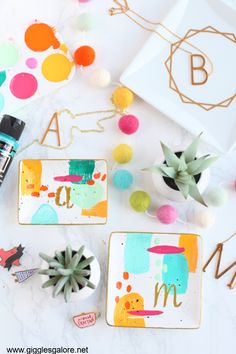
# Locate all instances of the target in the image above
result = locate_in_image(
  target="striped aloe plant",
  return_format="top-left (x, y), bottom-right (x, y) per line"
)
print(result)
top-left (144, 134), bottom-right (218, 206)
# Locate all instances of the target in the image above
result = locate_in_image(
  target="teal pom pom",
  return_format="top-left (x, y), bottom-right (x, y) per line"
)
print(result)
top-left (113, 169), bottom-right (133, 190)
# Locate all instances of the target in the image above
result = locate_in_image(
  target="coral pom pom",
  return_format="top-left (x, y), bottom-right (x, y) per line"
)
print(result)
top-left (112, 87), bottom-right (134, 110)
top-left (118, 114), bottom-right (139, 135)
top-left (112, 144), bottom-right (133, 164)
top-left (74, 45), bottom-right (95, 67)
top-left (129, 191), bottom-right (151, 212)
top-left (156, 205), bottom-right (177, 224)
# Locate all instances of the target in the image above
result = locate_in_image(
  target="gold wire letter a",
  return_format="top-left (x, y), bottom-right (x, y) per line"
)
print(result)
top-left (40, 112), bottom-right (61, 146)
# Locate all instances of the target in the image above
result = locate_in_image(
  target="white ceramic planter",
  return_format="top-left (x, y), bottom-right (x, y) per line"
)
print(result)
top-left (152, 157), bottom-right (210, 203)
top-left (40, 245), bottom-right (100, 302)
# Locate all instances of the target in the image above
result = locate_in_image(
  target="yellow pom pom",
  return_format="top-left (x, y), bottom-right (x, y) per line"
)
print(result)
top-left (112, 87), bottom-right (134, 110)
top-left (112, 144), bottom-right (133, 164)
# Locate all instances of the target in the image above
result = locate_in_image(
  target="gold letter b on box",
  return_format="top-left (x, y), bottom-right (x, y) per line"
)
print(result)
top-left (190, 54), bottom-right (209, 85)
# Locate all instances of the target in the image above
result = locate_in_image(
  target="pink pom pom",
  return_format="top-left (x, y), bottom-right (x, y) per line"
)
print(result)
top-left (118, 114), bottom-right (139, 135)
top-left (156, 205), bottom-right (177, 224)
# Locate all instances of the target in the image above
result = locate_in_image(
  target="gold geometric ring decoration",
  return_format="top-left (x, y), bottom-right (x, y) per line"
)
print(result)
top-left (165, 26), bottom-right (236, 111)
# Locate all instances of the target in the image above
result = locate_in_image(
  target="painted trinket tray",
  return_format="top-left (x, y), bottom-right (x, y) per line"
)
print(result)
top-left (106, 232), bottom-right (202, 329)
top-left (18, 159), bottom-right (108, 225)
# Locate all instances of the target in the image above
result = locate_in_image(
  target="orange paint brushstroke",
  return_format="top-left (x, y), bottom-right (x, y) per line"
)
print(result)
top-left (115, 296), bottom-right (119, 303)
top-left (114, 293), bottom-right (145, 327)
top-left (82, 201), bottom-right (107, 218)
top-left (101, 174), bottom-right (107, 181)
top-left (127, 285), bottom-right (132, 293)
top-left (116, 281), bottom-right (122, 290)
top-left (87, 180), bottom-right (95, 185)
top-left (21, 160), bottom-right (42, 196)
top-left (125, 301), bottom-right (130, 310)
top-left (40, 185), bottom-right (48, 191)
top-left (179, 234), bottom-right (198, 273)
top-left (123, 272), bottom-right (129, 280)
top-left (94, 172), bottom-right (101, 179)
top-left (31, 192), bottom-right (40, 197)
top-left (48, 192), bottom-right (55, 198)
top-left (25, 23), bottom-right (60, 52)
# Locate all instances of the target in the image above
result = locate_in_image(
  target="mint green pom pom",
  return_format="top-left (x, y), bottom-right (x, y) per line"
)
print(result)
top-left (76, 13), bottom-right (94, 32)
top-left (206, 187), bottom-right (228, 207)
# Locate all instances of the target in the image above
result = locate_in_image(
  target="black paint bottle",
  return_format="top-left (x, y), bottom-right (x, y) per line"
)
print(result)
top-left (0, 115), bottom-right (25, 186)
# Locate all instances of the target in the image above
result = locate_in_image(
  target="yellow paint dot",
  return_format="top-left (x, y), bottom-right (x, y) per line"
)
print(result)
top-left (42, 53), bottom-right (73, 82)
top-left (60, 43), bottom-right (68, 54)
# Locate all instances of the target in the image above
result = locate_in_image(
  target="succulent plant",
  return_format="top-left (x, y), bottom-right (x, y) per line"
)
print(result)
top-left (143, 134), bottom-right (218, 206)
top-left (39, 245), bottom-right (95, 303)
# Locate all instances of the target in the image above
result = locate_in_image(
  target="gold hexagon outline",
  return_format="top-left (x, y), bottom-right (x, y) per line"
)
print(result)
top-left (164, 26), bottom-right (236, 111)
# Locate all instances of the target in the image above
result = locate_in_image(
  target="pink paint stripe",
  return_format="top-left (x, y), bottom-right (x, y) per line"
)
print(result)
top-left (147, 245), bottom-right (185, 254)
top-left (128, 310), bottom-right (163, 316)
top-left (54, 175), bottom-right (83, 182)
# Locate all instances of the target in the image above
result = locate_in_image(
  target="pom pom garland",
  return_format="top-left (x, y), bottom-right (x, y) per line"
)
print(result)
top-left (113, 169), bottom-right (133, 190)
top-left (75, 13), bottom-right (94, 32)
top-left (89, 68), bottom-right (111, 87)
top-left (118, 114), bottom-right (139, 135)
top-left (74, 45), bottom-right (95, 67)
top-left (188, 209), bottom-right (215, 229)
top-left (205, 187), bottom-right (228, 207)
top-left (129, 191), bottom-right (151, 212)
top-left (112, 144), bottom-right (133, 164)
top-left (156, 205), bottom-right (177, 224)
top-left (112, 87), bottom-right (134, 110)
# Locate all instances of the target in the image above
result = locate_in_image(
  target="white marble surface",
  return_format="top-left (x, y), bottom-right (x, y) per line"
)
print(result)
top-left (0, 0), bottom-right (236, 353)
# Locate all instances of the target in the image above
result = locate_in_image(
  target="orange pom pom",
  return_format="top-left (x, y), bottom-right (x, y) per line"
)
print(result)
top-left (74, 45), bottom-right (95, 67)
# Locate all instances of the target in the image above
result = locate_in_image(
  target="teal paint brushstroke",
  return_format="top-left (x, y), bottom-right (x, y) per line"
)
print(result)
top-left (70, 182), bottom-right (104, 208)
top-left (69, 160), bottom-right (95, 184)
top-left (162, 254), bottom-right (189, 294)
top-left (0, 71), bottom-right (6, 86)
top-left (31, 204), bottom-right (58, 224)
top-left (124, 233), bottom-right (152, 274)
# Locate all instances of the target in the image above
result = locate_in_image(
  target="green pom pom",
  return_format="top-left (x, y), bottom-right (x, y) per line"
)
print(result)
top-left (206, 187), bottom-right (228, 207)
top-left (76, 13), bottom-right (95, 32)
top-left (129, 191), bottom-right (151, 212)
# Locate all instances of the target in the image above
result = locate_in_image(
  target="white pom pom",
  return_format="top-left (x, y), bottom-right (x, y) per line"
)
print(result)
top-left (188, 208), bottom-right (215, 229)
top-left (205, 187), bottom-right (228, 207)
top-left (89, 68), bottom-right (111, 88)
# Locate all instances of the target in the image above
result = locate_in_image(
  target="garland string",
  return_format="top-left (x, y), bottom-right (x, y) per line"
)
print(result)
top-left (109, 0), bottom-right (213, 74)
top-left (17, 108), bottom-right (120, 154)
top-left (222, 231), bottom-right (236, 244)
